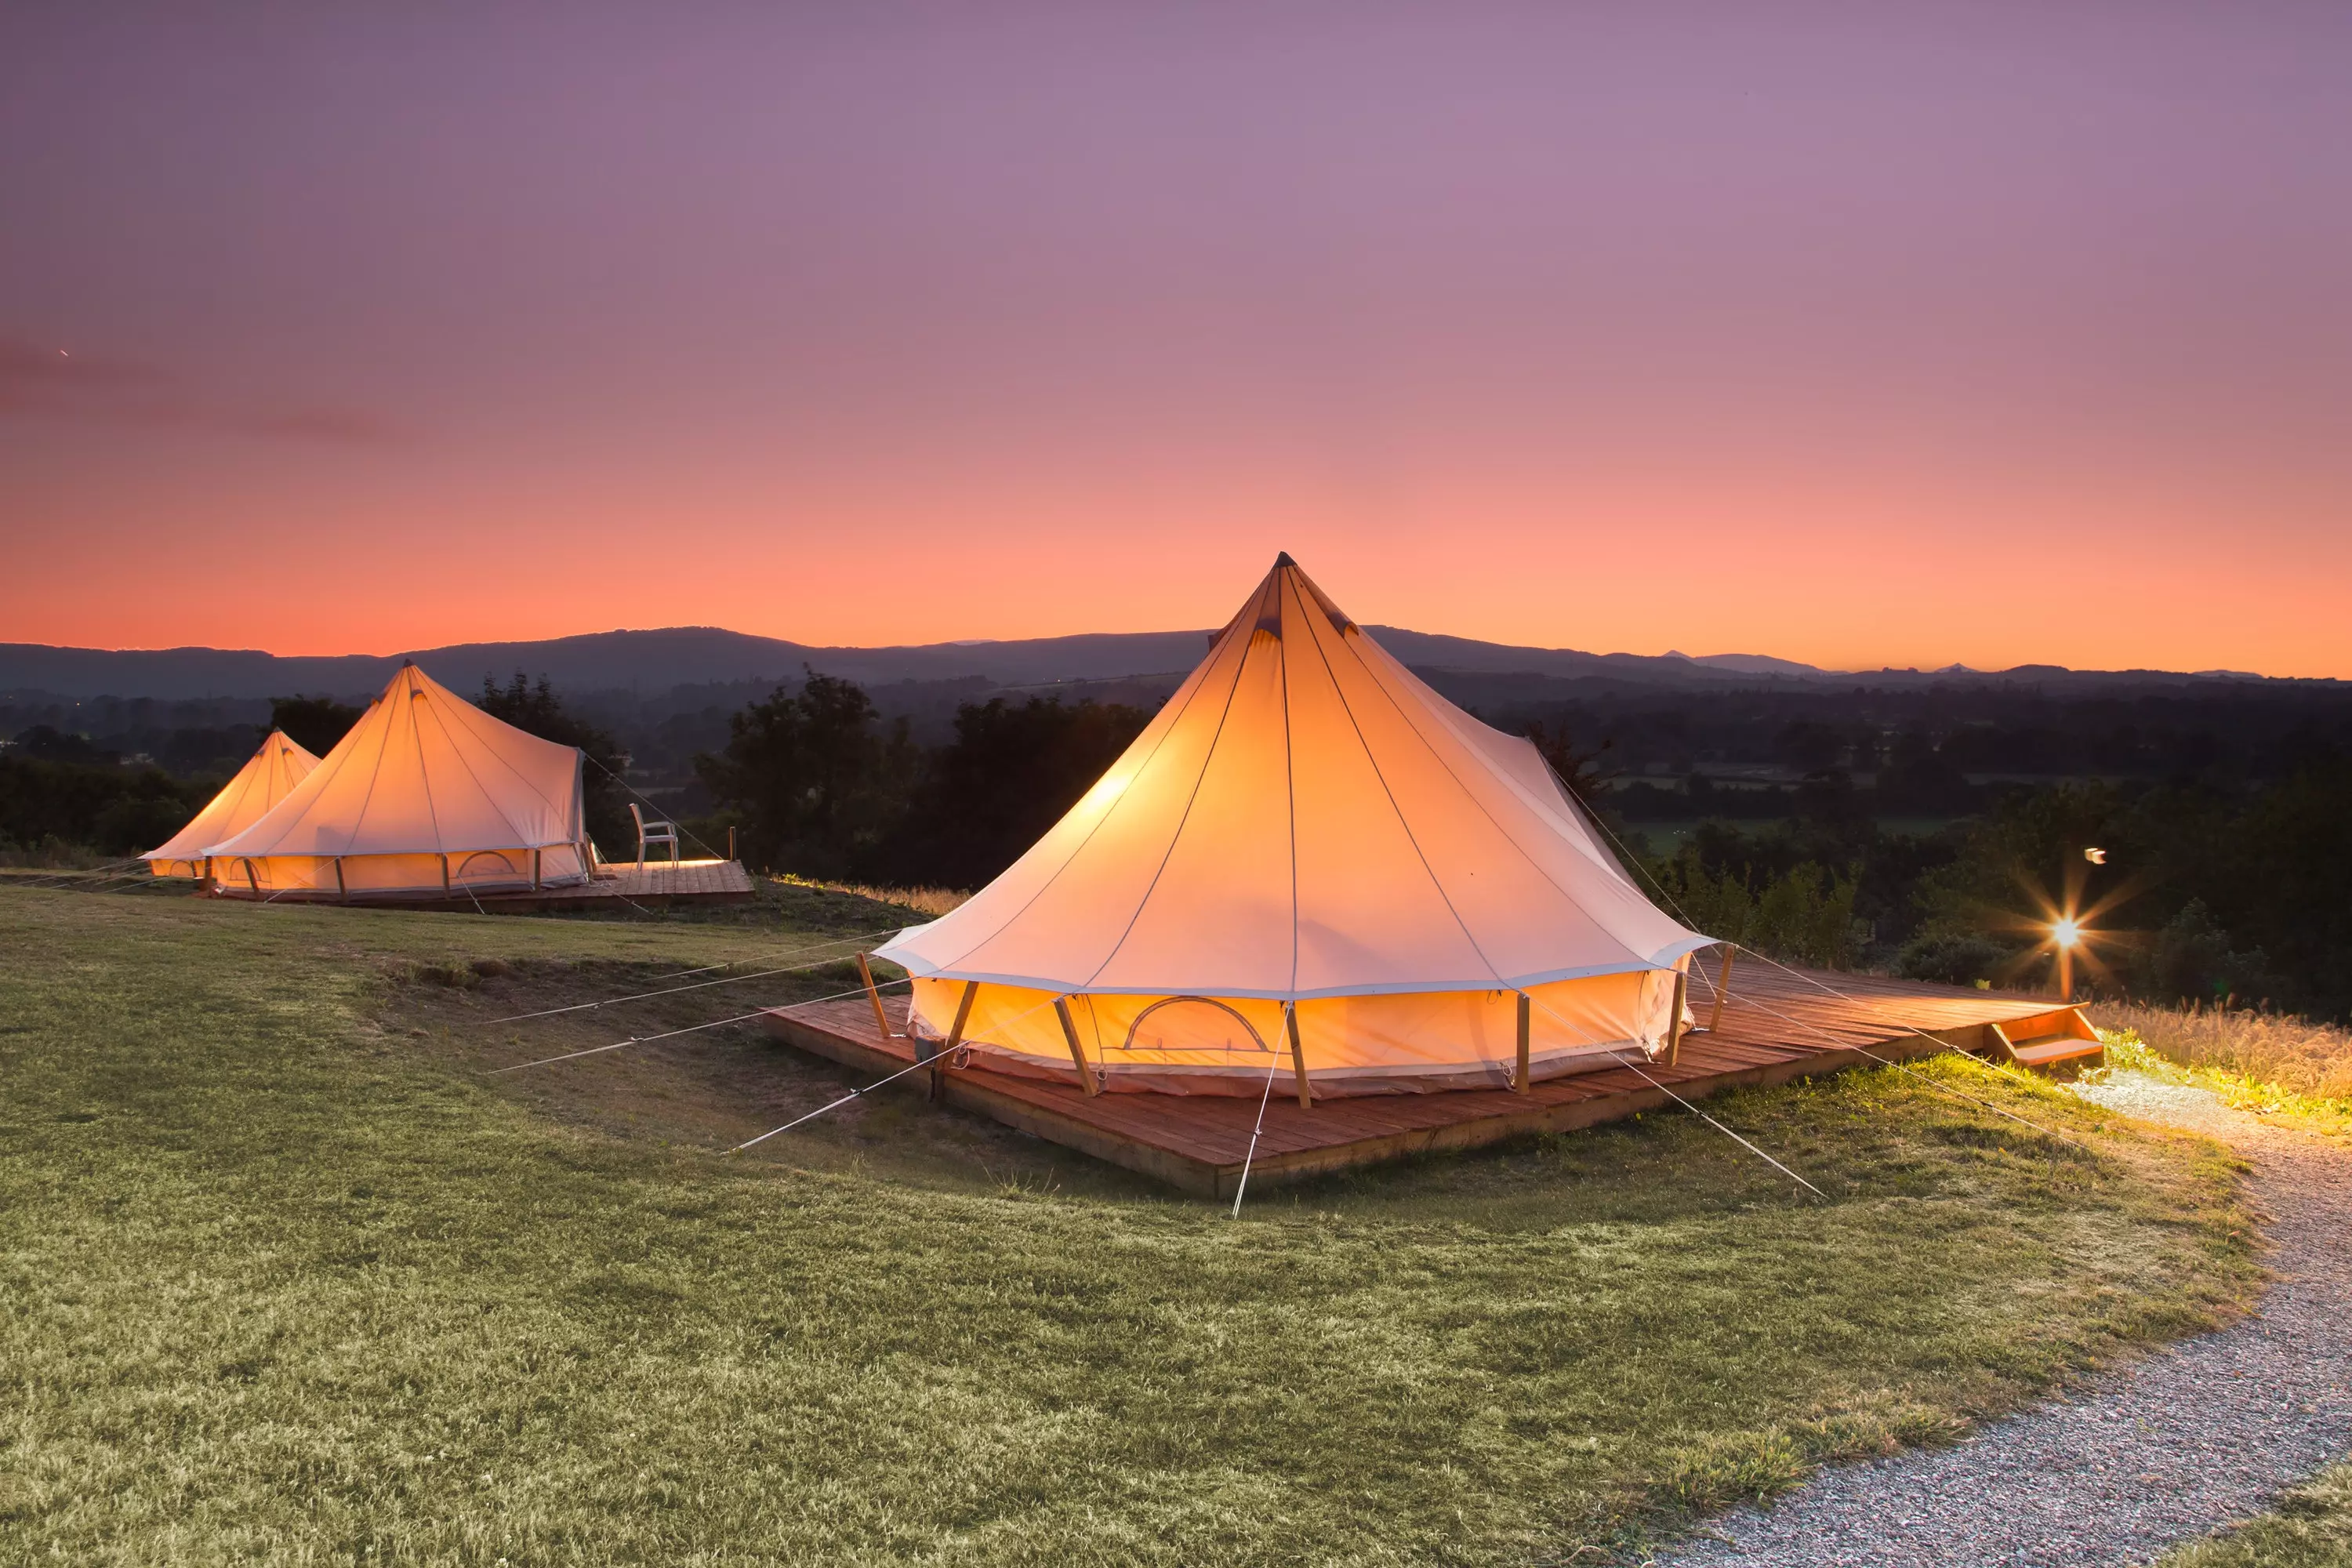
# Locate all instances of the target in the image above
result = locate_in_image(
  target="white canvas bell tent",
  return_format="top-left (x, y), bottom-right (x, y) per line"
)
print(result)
top-left (874, 555), bottom-right (1711, 1098)
top-left (141, 729), bottom-right (321, 879)
top-left (205, 662), bottom-right (592, 900)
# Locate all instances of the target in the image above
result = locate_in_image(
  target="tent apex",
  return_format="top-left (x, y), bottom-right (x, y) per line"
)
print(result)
top-left (1272, 550), bottom-right (1296, 568)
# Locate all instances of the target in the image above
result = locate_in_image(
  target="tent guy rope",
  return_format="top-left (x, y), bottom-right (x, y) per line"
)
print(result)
top-left (477, 929), bottom-right (902, 1023)
top-left (485, 975), bottom-right (912, 1076)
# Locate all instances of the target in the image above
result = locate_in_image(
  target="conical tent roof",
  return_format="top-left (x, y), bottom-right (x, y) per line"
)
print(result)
top-left (877, 556), bottom-right (1705, 1000)
top-left (207, 663), bottom-right (583, 863)
top-left (143, 730), bottom-right (320, 866)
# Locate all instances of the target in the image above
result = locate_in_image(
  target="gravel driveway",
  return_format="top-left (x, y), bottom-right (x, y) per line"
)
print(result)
top-left (1658, 1073), bottom-right (2352, 1567)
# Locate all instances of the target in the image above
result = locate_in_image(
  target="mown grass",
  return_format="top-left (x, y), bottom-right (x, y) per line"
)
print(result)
top-left (2159, 1459), bottom-right (2352, 1566)
top-left (0, 887), bottom-right (2262, 1564)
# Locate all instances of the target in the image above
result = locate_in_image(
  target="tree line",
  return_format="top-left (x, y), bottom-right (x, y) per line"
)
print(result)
top-left (9, 662), bottom-right (2347, 1022)
top-left (1639, 757), bottom-right (2352, 1019)
top-left (692, 669), bottom-right (1152, 891)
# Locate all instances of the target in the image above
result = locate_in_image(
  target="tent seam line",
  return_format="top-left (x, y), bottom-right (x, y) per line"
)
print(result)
top-left (1077, 586), bottom-right (1265, 993)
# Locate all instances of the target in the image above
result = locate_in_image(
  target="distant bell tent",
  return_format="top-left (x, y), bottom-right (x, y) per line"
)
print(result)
top-left (141, 729), bottom-right (321, 880)
top-left (873, 555), bottom-right (1712, 1098)
top-left (205, 662), bottom-right (593, 901)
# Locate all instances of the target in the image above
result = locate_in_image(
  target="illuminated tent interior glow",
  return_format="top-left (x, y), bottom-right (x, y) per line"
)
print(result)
top-left (876, 555), bottom-right (1711, 1098)
top-left (141, 729), bottom-right (321, 879)
top-left (204, 663), bottom-right (590, 900)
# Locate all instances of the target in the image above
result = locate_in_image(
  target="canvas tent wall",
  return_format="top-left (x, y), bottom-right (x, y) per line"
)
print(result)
top-left (873, 556), bottom-right (1711, 1097)
top-left (205, 663), bottom-right (590, 900)
top-left (142, 729), bottom-right (320, 879)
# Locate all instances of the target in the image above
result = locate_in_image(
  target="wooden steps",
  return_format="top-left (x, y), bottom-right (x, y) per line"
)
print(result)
top-left (1987, 1007), bottom-right (2105, 1072)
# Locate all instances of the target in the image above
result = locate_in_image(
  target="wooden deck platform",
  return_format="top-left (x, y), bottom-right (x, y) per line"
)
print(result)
top-left (763, 963), bottom-right (2097, 1197)
top-left (471, 858), bottom-right (757, 912)
top-left (208, 858), bottom-right (757, 912)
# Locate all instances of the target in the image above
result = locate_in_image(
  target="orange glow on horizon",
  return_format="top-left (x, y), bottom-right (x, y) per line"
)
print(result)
top-left (5, 470), bottom-right (2347, 677)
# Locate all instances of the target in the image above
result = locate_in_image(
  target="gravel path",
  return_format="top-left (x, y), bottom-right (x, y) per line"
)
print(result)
top-left (1660, 1073), bottom-right (2352, 1567)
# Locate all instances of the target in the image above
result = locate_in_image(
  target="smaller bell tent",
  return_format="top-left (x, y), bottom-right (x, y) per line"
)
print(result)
top-left (142, 729), bottom-right (321, 880)
top-left (205, 662), bottom-right (592, 900)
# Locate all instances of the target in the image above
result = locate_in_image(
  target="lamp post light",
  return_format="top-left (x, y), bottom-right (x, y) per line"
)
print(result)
top-left (2051, 916), bottom-right (2083, 1000)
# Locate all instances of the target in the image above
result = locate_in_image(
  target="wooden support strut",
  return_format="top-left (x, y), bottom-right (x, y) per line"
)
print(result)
top-left (333, 856), bottom-right (347, 904)
top-left (855, 953), bottom-right (895, 1040)
top-left (927, 982), bottom-right (974, 1105)
top-left (1664, 967), bottom-right (1689, 1066)
top-left (1054, 996), bottom-right (1099, 1096)
top-left (1706, 945), bottom-right (1734, 1034)
top-left (1286, 1004), bottom-right (1312, 1109)
top-left (1512, 991), bottom-right (1532, 1094)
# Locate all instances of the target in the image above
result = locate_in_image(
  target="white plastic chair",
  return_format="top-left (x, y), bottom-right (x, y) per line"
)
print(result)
top-left (630, 802), bottom-right (681, 869)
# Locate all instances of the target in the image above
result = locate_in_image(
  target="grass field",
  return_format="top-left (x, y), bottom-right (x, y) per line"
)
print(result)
top-left (2160, 1459), bottom-right (2352, 1566)
top-left (0, 887), bottom-right (2261, 1564)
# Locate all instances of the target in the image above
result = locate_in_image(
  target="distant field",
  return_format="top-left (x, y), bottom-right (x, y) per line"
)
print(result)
top-left (1622, 816), bottom-right (1963, 851)
top-left (0, 887), bottom-right (2257, 1564)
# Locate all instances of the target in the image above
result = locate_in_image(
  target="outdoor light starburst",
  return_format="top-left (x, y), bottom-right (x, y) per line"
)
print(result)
top-left (1992, 860), bottom-right (2142, 1002)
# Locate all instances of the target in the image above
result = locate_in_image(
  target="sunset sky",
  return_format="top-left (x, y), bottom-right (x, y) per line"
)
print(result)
top-left (4, 5), bottom-right (2348, 676)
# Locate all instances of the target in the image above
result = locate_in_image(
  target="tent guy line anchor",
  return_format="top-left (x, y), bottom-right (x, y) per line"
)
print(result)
top-left (1228, 1004), bottom-right (1295, 1218)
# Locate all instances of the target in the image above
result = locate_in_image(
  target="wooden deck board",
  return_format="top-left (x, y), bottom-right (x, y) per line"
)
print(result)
top-left (212, 858), bottom-right (758, 912)
top-left (762, 963), bottom-right (2089, 1197)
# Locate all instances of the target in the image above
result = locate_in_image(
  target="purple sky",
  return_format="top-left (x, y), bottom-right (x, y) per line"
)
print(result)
top-left (4, 5), bottom-right (2349, 673)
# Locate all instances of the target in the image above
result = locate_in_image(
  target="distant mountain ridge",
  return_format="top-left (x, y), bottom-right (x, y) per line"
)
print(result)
top-left (0, 625), bottom-right (2332, 702)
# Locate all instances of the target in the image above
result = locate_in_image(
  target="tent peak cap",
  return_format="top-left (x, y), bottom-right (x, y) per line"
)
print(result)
top-left (1272, 550), bottom-right (1296, 568)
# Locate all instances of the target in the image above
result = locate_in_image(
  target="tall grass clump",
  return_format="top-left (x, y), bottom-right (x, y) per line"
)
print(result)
top-left (2100, 1000), bottom-right (2352, 1103)
top-left (771, 873), bottom-right (968, 916)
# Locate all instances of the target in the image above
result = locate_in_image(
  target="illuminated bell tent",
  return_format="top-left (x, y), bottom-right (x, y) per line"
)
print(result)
top-left (205, 662), bottom-right (592, 900)
top-left (140, 729), bottom-right (321, 880)
top-left (874, 555), bottom-right (1711, 1098)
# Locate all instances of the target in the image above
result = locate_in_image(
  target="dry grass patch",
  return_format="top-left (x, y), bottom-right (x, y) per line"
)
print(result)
top-left (771, 873), bottom-right (971, 917)
top-left (2097, 1001), bottom-right (2352, 1136)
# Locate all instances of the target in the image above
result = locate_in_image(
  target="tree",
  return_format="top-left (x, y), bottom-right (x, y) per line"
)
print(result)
top-left (886, 696), bottom-right (1154, 888)
top-left (694, 669), bottom-right (915, 879)
top-left (1522, 718), bottom-right (1613, 807)
top-left (269, 695), bottom-right (364, 757)
top-left (9, 725), bottom-right (114, 764)
top-left (0, 753), bottom-right (207, 856)
top-left (476, 673), bottom-right (634, 858)
top-left (1655, 843), bottom-right (1863, 968)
